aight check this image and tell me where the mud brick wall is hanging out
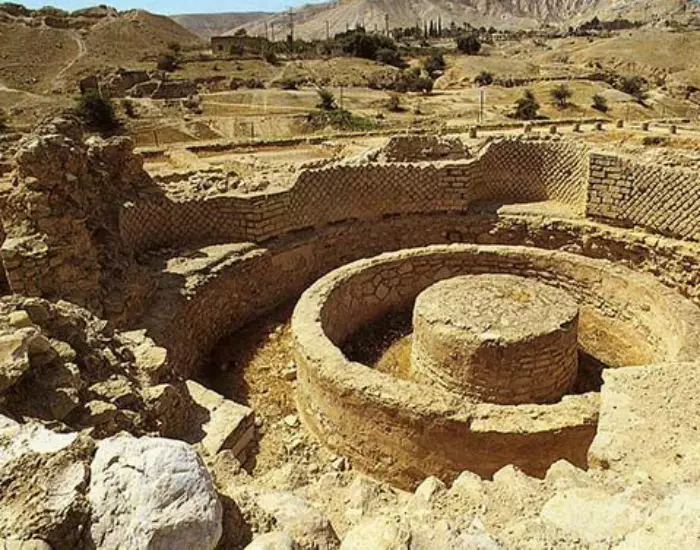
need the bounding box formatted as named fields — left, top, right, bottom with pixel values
left=587, top=152, right=700, bottom=242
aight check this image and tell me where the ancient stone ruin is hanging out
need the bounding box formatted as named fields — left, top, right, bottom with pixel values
left=1, top=119, right=699, bottom=548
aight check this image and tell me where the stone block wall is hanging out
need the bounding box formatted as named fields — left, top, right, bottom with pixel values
left=587, top=152, right=700, bottom=242
left=120, top=138, right=591, bottom=254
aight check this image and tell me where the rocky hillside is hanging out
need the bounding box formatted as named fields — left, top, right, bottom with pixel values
left=175, top=0, right=696, bottom=40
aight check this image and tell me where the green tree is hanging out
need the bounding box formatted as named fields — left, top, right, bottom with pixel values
left=513, top=89, right=540, bottom=120
left=457, top=34, right=481, bottom=55
left=550, top=83, right=572, bottom=108
left=423, top=52, right=446, bottom=77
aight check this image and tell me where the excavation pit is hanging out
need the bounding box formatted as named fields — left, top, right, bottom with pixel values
left=411, top=274, right=579, bottom=404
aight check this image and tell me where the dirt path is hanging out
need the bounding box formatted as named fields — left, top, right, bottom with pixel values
left=52, top=31, right=87, bottom=88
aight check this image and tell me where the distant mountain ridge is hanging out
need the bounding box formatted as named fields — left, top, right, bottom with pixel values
left=173, top=0, right=693, bottom=41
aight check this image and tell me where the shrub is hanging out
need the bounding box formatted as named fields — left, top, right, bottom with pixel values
left=0, top=108, right=8, bottom=130
left=618, top=75, right=647, bottom=103
left=307, top=109, right=377, bottom=131
left=423, top=52, right=446, bottom=77
left=375, top=47, right=405, bottom=68
left=278, top=77, right=301, bottom=90
left=456, top=34, right=481, bottom=55
left=167, top=41, right=181, bottom=54
left=550, top=83, right=572, bottom=108
left=316, top=88, right=337, bottom=110
left=392, top=68, right=433, bottom=94
left=474, top=70, right=494, bottom=86
left=157, top=53, right=179, bottom=72
left=591, top=93, right=608, bottom=112
left=513, top=89, right=540, bottom=120
left=75, top=91, right=118, bottom=130
left=385, top=93, right=403, bottom=112
left=263, top=49, right=278, bottom=65
left=121, top=99, right=137, bottom=118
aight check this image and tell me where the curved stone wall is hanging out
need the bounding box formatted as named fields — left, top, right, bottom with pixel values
left=139, top=212, right=700, bottom=383
left=291, top=245, right=700, bottom=488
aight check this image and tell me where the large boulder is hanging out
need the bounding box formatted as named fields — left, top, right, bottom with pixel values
left=88, top=433, right=222, bottom=550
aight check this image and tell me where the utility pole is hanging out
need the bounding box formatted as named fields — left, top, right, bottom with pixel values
left=326, top=19, right=330, bottom=40
left=479, top=89, right=485, bottom=124
left=264, top=21, right=269, bottom=41
left=288, top=7, right=294, bottom=43
left=271, top=22, right=275, bottom=42
left=384, top=13, right=389, bottom=36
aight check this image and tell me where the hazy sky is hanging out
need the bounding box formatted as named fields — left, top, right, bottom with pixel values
left=21, top=0, right=320, bottom=15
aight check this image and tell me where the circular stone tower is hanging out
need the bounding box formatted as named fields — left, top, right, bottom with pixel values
left=411, top=274, right=579, bottom=404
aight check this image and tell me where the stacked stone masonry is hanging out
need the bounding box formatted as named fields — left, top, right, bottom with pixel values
left=410, top=275, right=580, bottom=405
left=587, top=152, right=700, bottom=242
left=291, top=244, right=700, bottom=488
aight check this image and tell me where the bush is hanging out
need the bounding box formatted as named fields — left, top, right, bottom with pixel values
left=392, top=68, right=433, bottom=94
left=618, top=75, right=647, bottom=103
left=474, top=70, right=494, bottom=86
left=157, top=53, right=179, bottom=72
left=591, top=93, right=608, bottom=112
left=423, top=52, right=446, bottom=77
left=316, top=88, right=337, bottom=111
left=75, top=91, right=118, bottom=130
left=513, top=89, right=540, bottom=120
left=550, top=83, right=572, bottom=108
left=307, top=108, right=377, bottom=131
left=263, top=49, right=278, bottom=65
left=457, top=34, right=481, bottom=55
left=375, top=47, right=405, bottom=68
left=121, top=99, right=137, bottom=118
left=385, top=93, right=403, bottom=112
left=0, top=108, right=8, bottom=130
left=167, top=41, right=181, bottom=54
left=278, top=77, right=303, bottom=90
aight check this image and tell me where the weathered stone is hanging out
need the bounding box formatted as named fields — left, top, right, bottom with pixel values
left=88, top=434, right=222, bottom=550
left=340, top=516, right=410, bottom=550
left=255, top=492, right=338, bottom=550
left=245, top=531, right=299, bottom=550
left=0, top=425, right=91, bottom=550
left=185, top=380, right=255, bottom=459
left=540, top=487, right=646, bottom=544
left=0, top=332, right=30, bottom=393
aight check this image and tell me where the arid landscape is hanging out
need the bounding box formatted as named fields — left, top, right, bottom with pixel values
left=1, top=0, right=700, bottom=548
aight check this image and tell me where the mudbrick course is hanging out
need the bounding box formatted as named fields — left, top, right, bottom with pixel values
left=0, top=120, right=699, bottom=549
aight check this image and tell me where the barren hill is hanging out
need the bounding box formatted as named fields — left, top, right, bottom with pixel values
left=0, top=6, right=201, bottom=93
left=171, top=12, right=272, bottom=40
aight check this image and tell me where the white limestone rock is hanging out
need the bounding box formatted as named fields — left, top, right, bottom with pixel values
left=245, top=531, right=299, bottom=550
left=340, top=516, right=410, bottom=550
left=88, top=433, right=222, bottom=550
left=541, top=487, right=646, bottom=544
left=255, top=491, right=339, bottom=550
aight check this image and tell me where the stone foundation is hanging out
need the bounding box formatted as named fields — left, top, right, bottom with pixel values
left=411, top=275, right=579, bottom=404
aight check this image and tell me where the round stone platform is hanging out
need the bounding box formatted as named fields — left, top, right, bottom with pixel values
left=411, top=274, right=579, bottom=404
